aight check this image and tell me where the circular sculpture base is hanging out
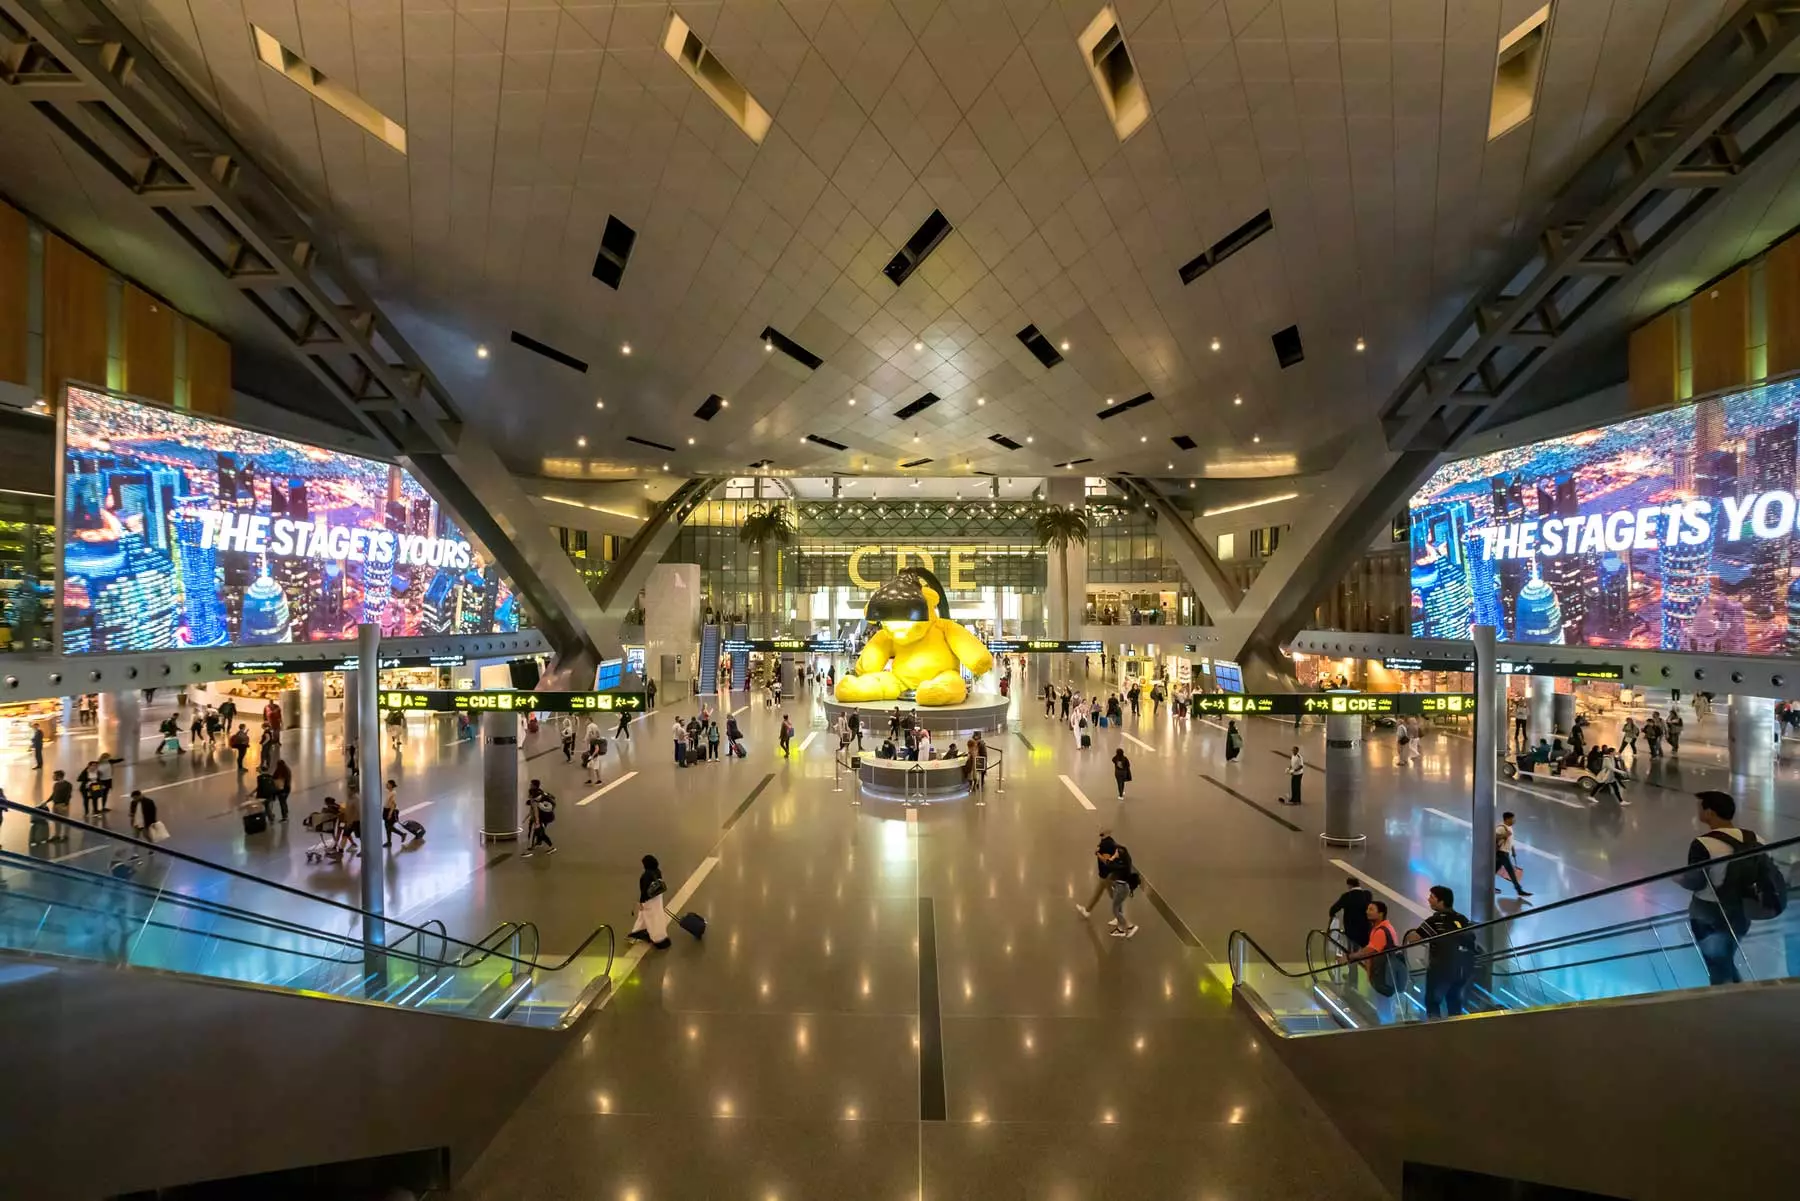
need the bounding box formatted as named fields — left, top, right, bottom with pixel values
left=855, top=755, right=973, bottom=803
left=823, top=693, right=1011, bottom=735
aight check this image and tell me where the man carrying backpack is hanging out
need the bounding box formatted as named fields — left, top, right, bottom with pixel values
left=1407, top=885, right=1477, bottom=1018
left=522, top=780, right=557, bottom=857
left=1680, top=790, right=1786, bottom=985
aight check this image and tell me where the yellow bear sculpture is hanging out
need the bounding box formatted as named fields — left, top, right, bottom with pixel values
left=835, top=568, right=993, bottom=706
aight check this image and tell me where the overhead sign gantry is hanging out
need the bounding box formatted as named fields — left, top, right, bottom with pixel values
left=1189, top=692, right=1476, bottom=716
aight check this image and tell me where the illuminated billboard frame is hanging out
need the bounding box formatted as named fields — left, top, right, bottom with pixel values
left=1408, top=377, right=1800, bottom=656
left=57, top=385, right=519, bottom=654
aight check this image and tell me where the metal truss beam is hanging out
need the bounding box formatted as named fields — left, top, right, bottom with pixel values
left=0, top=0, right=606, bottom=664
left=1383, top=0, right=1800, bottom=453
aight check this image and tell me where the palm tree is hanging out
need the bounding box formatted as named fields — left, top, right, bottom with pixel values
left=739, top=504, right=795, bottom=636
left=1032, top=505, right=1089, bottom=642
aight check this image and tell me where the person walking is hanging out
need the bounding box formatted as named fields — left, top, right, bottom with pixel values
left=1594, top=749, right=1628, bottom=804
left=615, top=706, right=632, bottom=740
left=1224, top=720, right=1242, bottom=763
left=726, top=714, right=744, bottom=758
left=29, top=722, right=43, bottom=769
left=1407, top=885, right=1476, bottom=1019
left=335, top=792, right=361, bottom=855
left=1679, top=790, right=1760, bottom=985
left=128, top=788, right=158, bottom=839
left=1395, top=717, right=1413, bottom=767
left=189, top=709, right=205, bottom=751
left=1100, top=836, right=1140, bottom=938
left=155, top=715, right=181, bottom=756
left=1666, top=706, right=1684, bottom=753
left=848, top=711, right=863, bottom=749
left=1511, top=697, right=1527, bottom=753
left=585, top=728, right=607, bottom=786
left=1620, top=715, right=1639, bottom=757
left=522, top=780, right=557, bottom=857
left=204, top=706, right=221, bottom=746
left=1128, top=684, right=1141, bottom=718
left=78, top=760, right=100, bottom=817
left=1044, top=684, right=1056, bottom=718
left=629, top=854, right=672, bottom=947
left=1059, top=688, right=1071, bottom=721
left=707, top=720, right=721, bottom=761
left=270, top=758, right=293, bottom=822
left=1111, top=747, right=1132, bottom=799
left=779, top=715, right=795, bottom=758
left=47, top=770, right=73, bottom=841
left=1645, top=713, right=1664, bottom=758
left=1328, top=877, right=1373, bottom=953
left=94, top=753, right=114, bottom=813
left=559, top=716, right=576, bottom=763
left=1075, top=829, right=1115, bottom=918
left=1494, top=812, right=1532, bottom=897
left=1280, top=746, right=1305, bottom=805
left=645, top=678, right=657, bottom=712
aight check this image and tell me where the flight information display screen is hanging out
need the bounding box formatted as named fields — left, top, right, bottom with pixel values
left=983, top=639, right=1106, bottom=653
left=378, top=690, right=646, bottom=712
left=1188, top=692, right=1476, bottom=715
left=723, top=638, right=852, bottom=653
left=226, top=653, right=465, bottom=676
left=1381, top=656, right=1622, bottom=680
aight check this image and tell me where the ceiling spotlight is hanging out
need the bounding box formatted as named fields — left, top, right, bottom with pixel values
left=662, top=463, right=669, bottom=470
left=1189, top=481, right=1196, bottom=488
left=720, top=398, right=729, bottom=407
left=1233, top=395, right=1242, bottom=406
left=687, top=437, right=696, bottom=444
left=595, top=399, right=605, bottom=409
left=913, top=341, right=924, bottom=351
left=1060, top=340, right=1070, bottom=351
left=800, top=437, right=808, bottom=444
left=1104, top=397, right=1113, bottom=405
left=475, top=344, right=489, bottom=359
left=763, top=339, right=773, bottom=352
left=1210, top=337, right=1221, bottom=352
left=1252, top=435, right=1261, bottom=443
left=576, top=436, right=587, bottom=448
left=913, top=433, right=920, bottom=441
left=1026, top=436, right=1034, bottom=443
left=1167, top=462, right=1174, bottom=469
left=1355, top=337, right=1366, bottom=352
left=621, top=343, right=632, bottom=355
left=847, top=397, right=857, bottom=406
left=1140, top=435, right=1148, bottom=442
left=977, top=397, right=986, bottom=406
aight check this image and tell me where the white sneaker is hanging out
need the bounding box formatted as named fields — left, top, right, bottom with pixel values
left=1075, top=904, right=1090, bottom=917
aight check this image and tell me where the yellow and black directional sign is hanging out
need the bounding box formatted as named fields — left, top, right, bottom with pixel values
left=378, top=690, right=647, bottom=713
left=1187, top=692, right=1475, bottom=716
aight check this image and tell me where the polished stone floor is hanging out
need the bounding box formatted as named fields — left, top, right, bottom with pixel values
left=7, top=671, right=1799, bottom=1199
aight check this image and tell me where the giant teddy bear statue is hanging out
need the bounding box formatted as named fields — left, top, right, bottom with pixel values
left=834, top=567, right=993, bottom=706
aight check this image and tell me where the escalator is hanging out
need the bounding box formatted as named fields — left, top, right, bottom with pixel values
left=1228, top=832, right=1800, bottom=1200
left=0, top=799, right=616, bottom=1199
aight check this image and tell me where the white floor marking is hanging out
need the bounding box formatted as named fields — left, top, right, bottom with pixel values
left=1121, top=732, right=1155, bottom=752
left=1058, top=774, right=1098, bottom=811
left=1199, top=718, right=1230, bottom=733
left=51, top=844, right=112, bottom=863
left=798, top=730, right=819, bottom=752
left=577, top=771, right=638, bottom=806
left=632, top=708, right=660, bottom=724
left=399, top=801, right=434, bottom=816
left=1499, top=778, right=1586, bottom=809
left=142, top=766, right=242, bottom=790
left=601, top=854, right=721, bottom=1005
left=1327, top=859, right=1431, bottom=919
left=1422, top=807, right=1564, bottom=862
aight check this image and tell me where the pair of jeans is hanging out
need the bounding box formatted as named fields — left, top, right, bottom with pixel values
left=1424, top=968, right=1467, bottom=1017
left=1109, top=879, right=1132, bottom=927
left=1689, top=903, right=1745, bottom=985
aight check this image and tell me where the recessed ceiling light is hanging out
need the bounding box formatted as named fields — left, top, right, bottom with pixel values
left=763, top=339, right=773, bottom=352
left=662, top=463, right=669, bottom=470
left=1104, top=397, right=1113, bottom=405
left=1140, top=435, right=1148, bottom=442
left=687, top=437, right=696, bottom=445
left=1060, top=340, right=1070, bottom=351
left=913, top=341, right=924, bottom=351
left=595, top=399, right=605, bottom=409
left=1252, top=435, right=1261, bottom=443
left=1166, top=462, right=1173, bottom=469
left=643, top=482, right=650, bottom=489
left=1189, top=481, right=1195, bottom=488
left=977, top=396, right=986, bottom=406
left=576, top=436, right=587, bottom=448
left=1355, top=337, right=1366, bottom=352
left=720, top=398, right=729, bottom=407
left=476, top=344, right=488, bottom=359
left=1233, top=395, right=1242, bottom=405
left=621, top=343, right=632, bottom=355
left=1210, top=337, right=1221, bottom=352
left=1026, top=436, right=1034, bottom=443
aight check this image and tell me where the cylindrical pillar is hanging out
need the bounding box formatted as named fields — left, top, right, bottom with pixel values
left=297, top=672, right=326, bottom=730
left=356, top=625, right=385, bottom=948
left=481, top=710, right=521, bottom=840
left=1322, top=713, right=1364, bottom=846
left=1527, top=676, right=1555, bottom=743
left=1551, top=689, right=1575, bottom=737
left=1469, top=625, right=1499, bottom=930
left=97, top=690, right=142, bottom=762
left=1728, top=694, right=1778, bottom=778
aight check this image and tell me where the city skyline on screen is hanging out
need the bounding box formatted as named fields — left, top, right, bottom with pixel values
left=1409, top=377, right=1800, bottom=655
left=59, top=387, right=519, bottom=653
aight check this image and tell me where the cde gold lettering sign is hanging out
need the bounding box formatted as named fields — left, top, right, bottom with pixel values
left=845, top=545, right=982, bottom=590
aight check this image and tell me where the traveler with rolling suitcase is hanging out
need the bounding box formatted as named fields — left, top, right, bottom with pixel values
left=523, top=781, right=557, bottom=857
left=673, top=718, right=688, bottom=767
left=629, top=854, right=671, bottom=947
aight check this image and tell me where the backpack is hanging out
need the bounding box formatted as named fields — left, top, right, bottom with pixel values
left=1366, top=922, right=1407, bottom=996
left=534, top=794, right=556, bottom=824
left=1706, top=830, right=1789, bottom=921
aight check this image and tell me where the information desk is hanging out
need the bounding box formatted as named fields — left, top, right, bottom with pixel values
left=822, top=693, right=1010, bottom=734
left=855, top=755, right=973, bottom=802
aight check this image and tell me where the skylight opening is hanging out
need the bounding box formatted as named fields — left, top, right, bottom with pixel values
left=1488, top=5, right=1552, bottom=141
left=1077, top=8, right=1150, bottom=142
left=662, top=14, right=771, bottom=144
left=252, top=26, right=406, bottom=154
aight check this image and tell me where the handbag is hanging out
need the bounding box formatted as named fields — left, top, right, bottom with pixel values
left=146, top=821, right=171, bottom=843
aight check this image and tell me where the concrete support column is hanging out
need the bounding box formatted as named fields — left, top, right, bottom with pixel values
left=481, top=710, right=521, bottom=840
left=1527, top=676, right=1555, bottom=743
left=297, top=672, right=326, bottom=730
left=1728, top=694, right=1778, bottom=778
left=1469, top=625, right=1499, bottom=930
left=1322, top=713, right=1365, bottom=846
left=97, top=690, right=142, bottom=761
left=1551, top=689, right=1576, bottom=737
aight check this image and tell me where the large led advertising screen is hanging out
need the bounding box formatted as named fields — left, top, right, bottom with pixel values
left=59, top=386, right=519, bottom=653
left=1408, top=378, right=1800, bottom=655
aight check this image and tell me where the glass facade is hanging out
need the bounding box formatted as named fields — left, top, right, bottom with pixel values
left=0, top=489, right=54, bottom=652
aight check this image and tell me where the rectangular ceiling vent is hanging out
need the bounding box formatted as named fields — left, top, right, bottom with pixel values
left=988, top=433, right=1022, bottom=450
left=748, top=459, right=774, bottom=469
left=693, top=393, right=725, bottom=421
left=883, top=209, right=953, bottom=286
left=1077, top=8, right=1150, bottom=142
left=759, top=326, right=823, bottom=370
left=1179, top=208, right=1274, bottom=285
left=662, top=13, right=771, bottom=143
left=1095, top=391, right=1153, bottom=420
left=1017, top=324, right=1064, bottom=369
left=901, top=457, right=934, bottom=468
left=510, top=331, right=588, bottom=373
left=591, top=216, right=637, bottom=289
left=895, top=392, right=941, bottom=420
left=806, top=433, right=848, bottom=450
left=972, top=470, right=997, bottom=476
left=627, top=435, right=677, bottom=453
left=1272, top=325, right=1304, bottom=369
left=1489, top=5, right=1552, bottom=141
left=1054, top=457, right=1095, bottom=469
left=253, top=26, right=407, bottom=154
left=1171, top=434, right=1197, bottom=450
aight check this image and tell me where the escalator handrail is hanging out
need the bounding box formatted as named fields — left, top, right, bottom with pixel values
left=0, top=798, right=552, bottom=970
left=1230, top=826, right=1800, bottom=986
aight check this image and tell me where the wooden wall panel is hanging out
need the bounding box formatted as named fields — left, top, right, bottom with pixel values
left=43, top=234, right=108, bottom=401
left=185, top=319, right=231, bottom=418
left=0, top=201, right=25, bottom=386
left=1766, top=235, right=1800, bottom=379
left=1627, top=309, right=1678, bottom=411
left=1690, top=266, right=1749, bottom=397
left=122, top=284, right=174, bottom=404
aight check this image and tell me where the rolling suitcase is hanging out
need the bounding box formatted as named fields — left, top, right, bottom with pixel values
left=1080, top=733, right=1091, bottom=749
left=241, top=806, right=268, bottom=835
left=401, top=819, right=426, bottom=839
left=676, top=911, right=707, bottom=940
